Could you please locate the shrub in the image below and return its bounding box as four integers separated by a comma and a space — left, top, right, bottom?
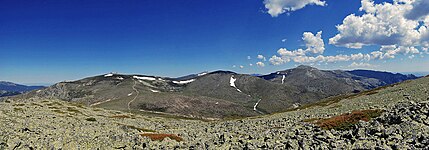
140, 133, 183, 142
110, 114, 131, 119
85, 117, 97, 121
314, 109, 383, 130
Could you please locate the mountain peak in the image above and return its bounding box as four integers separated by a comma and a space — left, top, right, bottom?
296, 65, 317, 70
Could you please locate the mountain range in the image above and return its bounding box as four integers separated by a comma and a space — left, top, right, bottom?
0, 81, 44, 97
7, 65, 418, 119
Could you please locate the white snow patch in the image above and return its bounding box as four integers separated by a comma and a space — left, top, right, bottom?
133, 76, 156, 81
128, 93, 133, 96
198, 72, 208, 76
281, 75, 285, 84
229, 75, 242, 92
90, 99, 112, 107
150, 89, 160, 93
116, 77, 124, 80
215, 102, 219, 105
104, 73, 113, 77
254, 99, 262, 111
173, 79, 195, 84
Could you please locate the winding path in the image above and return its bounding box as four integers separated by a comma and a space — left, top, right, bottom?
127, 80, 139, 112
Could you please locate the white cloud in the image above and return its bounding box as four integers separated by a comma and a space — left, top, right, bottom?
239, 65, 244, 69
263, 0, 326, 17
256, 62, 265, 67
348, 62, 376, 68
278, 48, 306, 57
281, 38, 287, 42
232, 65, 236, 68
257, 55, 267, 61
249, 63, 253, 66
303, 31, 325, 54
405, 0, 429, 20
251, 0, 429, 68
329, 0, 428, 49
269, 55, 289, 65
247, 56, 251, 60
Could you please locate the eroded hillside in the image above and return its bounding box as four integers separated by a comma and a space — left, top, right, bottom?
1, 76, 428, 149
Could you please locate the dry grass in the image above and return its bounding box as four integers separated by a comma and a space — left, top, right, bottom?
140, 133, 183, 142
109, 114, 132, 119
46, 102, 62, 106
313, 109, 384, 130
288, 82, 403, 112
51, 109, 66, 114
66, 107, 82, 114
119, 124, 156, 132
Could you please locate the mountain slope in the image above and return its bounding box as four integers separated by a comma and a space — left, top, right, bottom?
347, 69, 418, 85
0, 81, 44, 97
7, 66, 417, 119
0, 73, 427, 149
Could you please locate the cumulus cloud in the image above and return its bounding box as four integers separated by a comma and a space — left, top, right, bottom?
257, 55, 267, 61
269, 55, 289, 65
263, 0, 326, 17
254, 0, 429, 68
303, 31, 325, 54
405, 0, 429, 20
348, 62, 375, 68
247, 56, 251, 60
329, 0, 428, 49
256, 62, 265, 67
239, 65, 244, 69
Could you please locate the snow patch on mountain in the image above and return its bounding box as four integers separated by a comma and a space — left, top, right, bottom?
150, 89, 160, 93
198, 72, 208, 76
173, 79, 195, 84
282, 75, 285, 84
104, 73, 113, 77
133, 76, 156, 81
229, 75, 242, 92
254, 99, 262, 111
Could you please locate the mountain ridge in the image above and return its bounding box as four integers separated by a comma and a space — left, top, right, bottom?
6, 66, 418, 119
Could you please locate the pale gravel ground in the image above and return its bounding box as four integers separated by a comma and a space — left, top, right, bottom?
0, 77, 428, 149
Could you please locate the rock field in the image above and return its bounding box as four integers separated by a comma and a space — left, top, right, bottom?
0, 77, 428, 149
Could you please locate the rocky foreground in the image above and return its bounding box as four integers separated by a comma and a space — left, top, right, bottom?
0, 77, 428, 149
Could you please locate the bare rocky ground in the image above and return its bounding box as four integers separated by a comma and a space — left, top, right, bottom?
0, 77, 428, 149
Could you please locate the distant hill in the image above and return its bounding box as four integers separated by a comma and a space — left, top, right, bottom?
0, 81, 44, 97
347, 70, 418, 85
8, 66, 417, 119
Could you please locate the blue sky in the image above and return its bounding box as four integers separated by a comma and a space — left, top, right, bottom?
1, 0, 429, 85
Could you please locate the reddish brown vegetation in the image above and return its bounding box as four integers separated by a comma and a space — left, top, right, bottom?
109, 114, 131, 118
314, 109, 383, 130
140, 133, 183, 142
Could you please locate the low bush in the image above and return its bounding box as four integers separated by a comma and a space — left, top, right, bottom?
85, 117, 97, 121
314, 109, 383, 130
140, 133, 183, 142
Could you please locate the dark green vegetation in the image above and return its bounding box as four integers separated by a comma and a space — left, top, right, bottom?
8, 66, 417, 119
